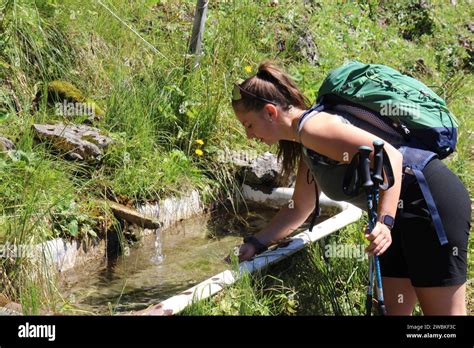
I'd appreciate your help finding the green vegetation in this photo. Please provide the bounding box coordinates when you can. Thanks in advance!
[0,0,472,314]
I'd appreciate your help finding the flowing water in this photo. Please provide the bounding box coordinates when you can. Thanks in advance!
[59,206,280,314]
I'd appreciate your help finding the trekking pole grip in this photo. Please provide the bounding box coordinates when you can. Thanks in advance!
[358,146,373,189]
[372,140,384,186]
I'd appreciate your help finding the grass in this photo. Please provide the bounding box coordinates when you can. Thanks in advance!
[181,249,299,316]
[0,0,472,314]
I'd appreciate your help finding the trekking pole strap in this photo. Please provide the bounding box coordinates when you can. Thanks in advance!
[378,148,395,191]
[306,169,320,232]
[342,152,361,197]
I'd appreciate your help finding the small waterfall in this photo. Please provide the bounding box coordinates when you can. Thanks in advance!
[151,230,164,264]
[137,190,203,264]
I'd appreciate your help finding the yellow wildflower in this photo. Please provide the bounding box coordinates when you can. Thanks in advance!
[244,65,252,73]
[195,149,204,156]
[195,139,204,145]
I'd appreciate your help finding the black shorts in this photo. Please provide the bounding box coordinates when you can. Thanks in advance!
[379,158,471,287]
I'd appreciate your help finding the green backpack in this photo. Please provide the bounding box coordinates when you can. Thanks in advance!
[316,60,458,159]
[304,61,459,246]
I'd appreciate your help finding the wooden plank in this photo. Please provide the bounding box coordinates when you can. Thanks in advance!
[107,200,161,229]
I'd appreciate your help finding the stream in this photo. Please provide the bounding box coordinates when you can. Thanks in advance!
[60,206,280,314]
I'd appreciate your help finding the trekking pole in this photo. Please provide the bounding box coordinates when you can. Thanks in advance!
[358,146,376,316]
[371,140,387,316]
[359,144,387,316]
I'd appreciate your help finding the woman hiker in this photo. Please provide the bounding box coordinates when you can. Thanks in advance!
[230,61,471,315]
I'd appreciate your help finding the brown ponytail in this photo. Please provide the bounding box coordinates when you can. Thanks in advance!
[232,61,311,182]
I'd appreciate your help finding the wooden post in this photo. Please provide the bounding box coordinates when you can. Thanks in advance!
[188,0,209,68]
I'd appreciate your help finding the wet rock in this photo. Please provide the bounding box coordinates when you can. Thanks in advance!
[239,152,295,192]
[240,152,280,186]
[0,136,14,151]
[32,123,112,162]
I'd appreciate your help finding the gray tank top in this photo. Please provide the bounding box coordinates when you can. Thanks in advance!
[298,104,404,210]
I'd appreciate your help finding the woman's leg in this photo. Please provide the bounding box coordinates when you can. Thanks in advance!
[415,284,466,315]
[380,159,470,316]
[382,277,417,315]
[399,159,471,315]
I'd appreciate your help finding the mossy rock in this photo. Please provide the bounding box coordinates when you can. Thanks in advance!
[48,80,85,103]
[47,81,105,119]
[84,99,105,118]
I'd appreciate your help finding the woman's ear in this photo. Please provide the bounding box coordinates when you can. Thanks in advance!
[264,104,278,122]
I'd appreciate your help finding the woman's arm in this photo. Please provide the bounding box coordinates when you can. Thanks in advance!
[236,158,317,261]
[299,112,403,256]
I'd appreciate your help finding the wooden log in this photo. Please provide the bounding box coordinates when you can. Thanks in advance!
[107,200,161,229]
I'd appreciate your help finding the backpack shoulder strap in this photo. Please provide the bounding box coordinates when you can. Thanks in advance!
[399,146,448,245]
[297,104,324,143]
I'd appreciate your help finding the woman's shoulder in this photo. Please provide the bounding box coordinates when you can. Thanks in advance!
[299,109,349,136]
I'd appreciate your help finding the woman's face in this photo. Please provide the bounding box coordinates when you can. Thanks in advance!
[234,104,279,145]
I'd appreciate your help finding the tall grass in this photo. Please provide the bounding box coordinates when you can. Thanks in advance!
[181,250,298,316]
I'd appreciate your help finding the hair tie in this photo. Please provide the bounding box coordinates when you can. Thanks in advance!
[256,69,271,80]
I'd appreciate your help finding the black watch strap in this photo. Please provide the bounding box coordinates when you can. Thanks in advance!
[243,235,268,254]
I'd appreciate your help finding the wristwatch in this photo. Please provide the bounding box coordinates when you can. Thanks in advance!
[243,235,268,254]
[379,215,395,230]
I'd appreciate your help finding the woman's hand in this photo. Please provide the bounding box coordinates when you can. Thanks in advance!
[365,222,392,256]
[224,242,257,264]
[237,242,257,262]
